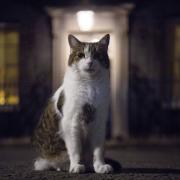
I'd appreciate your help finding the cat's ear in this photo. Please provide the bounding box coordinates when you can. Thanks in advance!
[68,34,81,48]
[99,34,110,50]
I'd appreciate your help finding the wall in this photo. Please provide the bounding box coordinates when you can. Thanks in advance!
[0,1,52,137]
[129,1,180,137]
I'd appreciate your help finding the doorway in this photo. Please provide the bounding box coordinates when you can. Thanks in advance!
[47,4,134,138]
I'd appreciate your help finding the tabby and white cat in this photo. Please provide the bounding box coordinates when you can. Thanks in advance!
[32,34,113,174]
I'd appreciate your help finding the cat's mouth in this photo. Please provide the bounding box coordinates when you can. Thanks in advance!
[84,68,95,73]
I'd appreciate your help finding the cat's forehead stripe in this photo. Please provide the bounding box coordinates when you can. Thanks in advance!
[68,41,110,69]
[84,44,91,57]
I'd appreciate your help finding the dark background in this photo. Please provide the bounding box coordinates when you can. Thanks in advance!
[0,0,180,139]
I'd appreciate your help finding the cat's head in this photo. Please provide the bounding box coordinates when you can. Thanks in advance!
[68,34,110,77]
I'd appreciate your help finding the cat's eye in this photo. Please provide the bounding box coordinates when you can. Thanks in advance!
[78,52,85,58]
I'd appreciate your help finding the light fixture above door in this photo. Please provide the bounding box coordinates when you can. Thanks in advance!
[76,10,94,31]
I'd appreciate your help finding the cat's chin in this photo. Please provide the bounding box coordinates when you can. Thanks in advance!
[83,69,100,77]
[84,68,96,73]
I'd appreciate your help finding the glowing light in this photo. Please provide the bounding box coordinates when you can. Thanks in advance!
[0,90,5,105]
[76,11,94,31]
[7,95,19,105]
[0,90,19,105]
[90,38,99,42]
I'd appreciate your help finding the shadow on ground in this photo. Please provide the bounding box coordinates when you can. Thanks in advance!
[0,146,180,180]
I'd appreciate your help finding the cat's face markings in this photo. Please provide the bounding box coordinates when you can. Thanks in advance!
[84,44,91,58]
[68,34,110,74]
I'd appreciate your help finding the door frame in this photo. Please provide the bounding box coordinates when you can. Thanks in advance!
[47,4,134,138]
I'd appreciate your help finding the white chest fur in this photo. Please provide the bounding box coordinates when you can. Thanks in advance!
[62,68,110,114]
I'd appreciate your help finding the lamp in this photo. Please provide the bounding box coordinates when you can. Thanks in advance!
[76,10,94,31]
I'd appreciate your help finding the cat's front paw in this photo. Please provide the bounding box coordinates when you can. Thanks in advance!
[69,164,85,173]
[94,164,113,174]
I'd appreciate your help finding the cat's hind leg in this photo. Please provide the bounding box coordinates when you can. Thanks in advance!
[34,157,60,171]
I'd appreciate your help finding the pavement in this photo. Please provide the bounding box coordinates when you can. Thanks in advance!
[0,145,180,180]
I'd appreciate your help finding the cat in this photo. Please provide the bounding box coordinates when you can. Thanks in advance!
[32,34,113,174]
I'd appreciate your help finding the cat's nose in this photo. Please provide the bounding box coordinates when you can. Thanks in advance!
[88,61,93,68]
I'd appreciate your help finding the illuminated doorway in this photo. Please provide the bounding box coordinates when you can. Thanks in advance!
[47,4,134,138]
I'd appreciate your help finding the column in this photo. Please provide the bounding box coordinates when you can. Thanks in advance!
[111,5,134,139]
[47,8,65,91]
